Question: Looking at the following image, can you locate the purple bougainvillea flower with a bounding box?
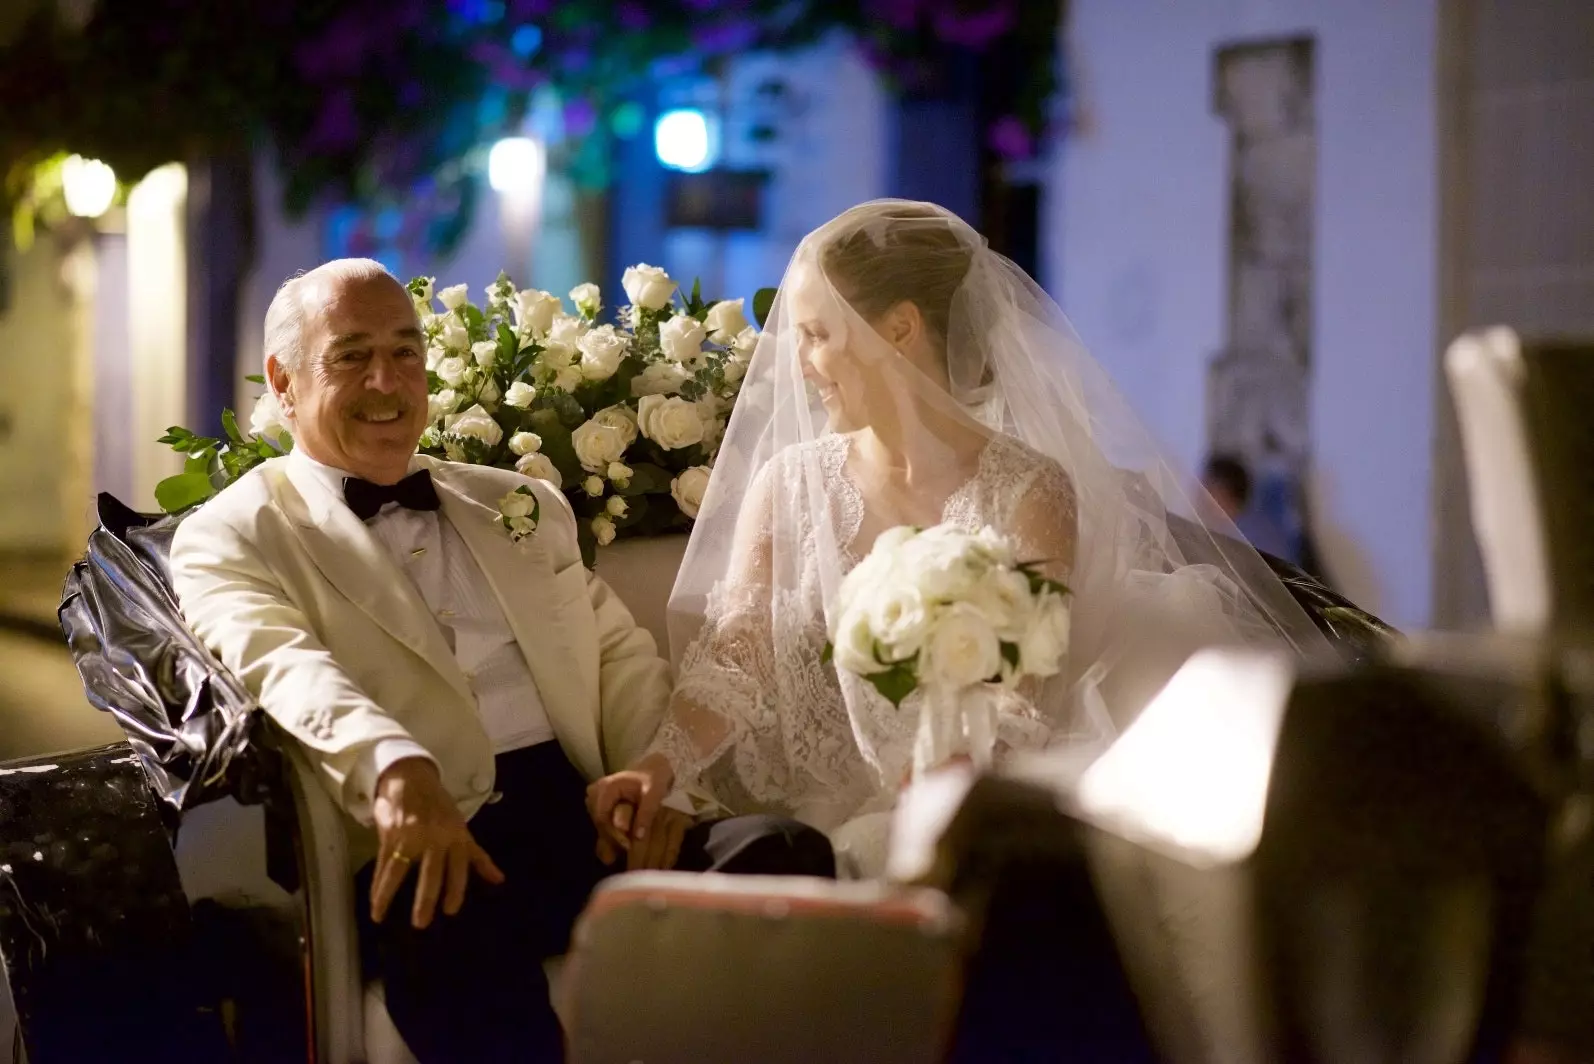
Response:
[932,1,1017,49]
[987,114,1034,160]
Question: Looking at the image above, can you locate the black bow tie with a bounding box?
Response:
[343,470,442,521]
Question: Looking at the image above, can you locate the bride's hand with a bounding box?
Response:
[585,754,675,862]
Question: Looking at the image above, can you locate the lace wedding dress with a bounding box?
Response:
[649,431,1077,878]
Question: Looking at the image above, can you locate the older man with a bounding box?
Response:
[170,260,831,1062]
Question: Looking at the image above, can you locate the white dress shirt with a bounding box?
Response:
[291,450,554,807]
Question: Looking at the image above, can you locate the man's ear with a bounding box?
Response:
[266,354,294,416]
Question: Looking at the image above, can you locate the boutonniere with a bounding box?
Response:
[497,486,540,544]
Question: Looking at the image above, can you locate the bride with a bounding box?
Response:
[588,200,1329,877]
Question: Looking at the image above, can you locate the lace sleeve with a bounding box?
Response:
[645,463,778,814]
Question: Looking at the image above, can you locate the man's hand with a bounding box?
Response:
[625,807,693,870]
[369,757,505,929]
[585,754,675,864]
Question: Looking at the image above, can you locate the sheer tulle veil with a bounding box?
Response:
[662,199,1328,811]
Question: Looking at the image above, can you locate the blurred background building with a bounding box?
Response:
[0,0,1590,766]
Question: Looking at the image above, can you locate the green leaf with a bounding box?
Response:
[496,322,518,365]
[865,664,919,709]
[244,374,265,385]
[462,303,486,336]
[821,643,834,665]
[184,452,213,475]
[155,472,217,513]
[752,287,777,328]
[1001,642,1020,670]
[221,407,243,444]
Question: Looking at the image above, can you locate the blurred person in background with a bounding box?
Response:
[1202,453,1299,565]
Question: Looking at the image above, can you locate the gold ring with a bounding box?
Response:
[391,852,413,865]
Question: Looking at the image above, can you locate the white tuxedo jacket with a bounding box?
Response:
[169,453,670,865]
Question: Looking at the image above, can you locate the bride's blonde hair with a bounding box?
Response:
[818,202,975,347]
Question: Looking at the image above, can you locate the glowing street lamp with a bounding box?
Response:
[61,154,117,218]
[654,108,717,173]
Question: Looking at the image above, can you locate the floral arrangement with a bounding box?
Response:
[826,524,1072,706]
[157,264,767,565]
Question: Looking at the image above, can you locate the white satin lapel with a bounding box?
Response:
[431,468,602,770]
[272,460,474,705]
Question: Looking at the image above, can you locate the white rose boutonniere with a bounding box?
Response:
[669,465,712,518]
[578,325,629,381]
[515,452,562,487]
[637,394,706,450]
[621,263,677,311]
[658,314,708,364]
[591,513,618,547]
[498,486,540,544]
[571,417,629,472]
[704,298,750,344]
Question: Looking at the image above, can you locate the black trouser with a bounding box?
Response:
[354,741,835,1063]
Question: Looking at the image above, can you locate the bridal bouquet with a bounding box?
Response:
[825,523,1072,772]
[158,265,768,563]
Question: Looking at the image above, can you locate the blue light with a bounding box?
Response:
[654,108,717,172]
[510,24,542,57]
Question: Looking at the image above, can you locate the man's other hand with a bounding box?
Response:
[370,756,505,929]
[585,754,674,864]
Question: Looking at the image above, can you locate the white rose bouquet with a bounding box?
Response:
[157,265,773,566]
[825,523,1072,773]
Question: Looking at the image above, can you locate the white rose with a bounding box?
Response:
[425,344,446,371]
[508,431,542,456]
[513,289,561,338]
[966,569,1033,643]
[249,391,291,445]
[477,376,501,409]
[507,515,537,539]
[607,461,633,485]
[471,340,498,370]
[920,604,1003,689]
[605,495,628,517]
[439,320,470,353]
[1017,594,1071,679]
[434,356,468,387]
[583,475,604,497]
[631,361,689,397]
[591,404,639,447]
[570,282,601,317]
[591,514,617,547]
[547,315,588,347]
[832,606,887,676]
[571,418,629,472]
[636,394,706,450]
[621,263,677,311]
[866,585,934,663]
[446,404,503,448]
[427,388,458,425]
[658,314,709,364]
[503,381,536,408]
[578,325,629,381]
[555,366,585,393]
[515,452,561,487]
[669,464,712,519]
[731,326,760,358]
[498,489,537,520]
[704,298,750,344]
[539,341,576,371]
[438,284,469,311]
[722,359,747,385]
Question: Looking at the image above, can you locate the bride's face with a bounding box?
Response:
[788,267,874,428]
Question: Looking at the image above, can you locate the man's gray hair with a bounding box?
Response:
[263,257,404,374]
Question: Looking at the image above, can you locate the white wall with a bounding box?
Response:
[0,240,73,552]
[1051,0,1438,628]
